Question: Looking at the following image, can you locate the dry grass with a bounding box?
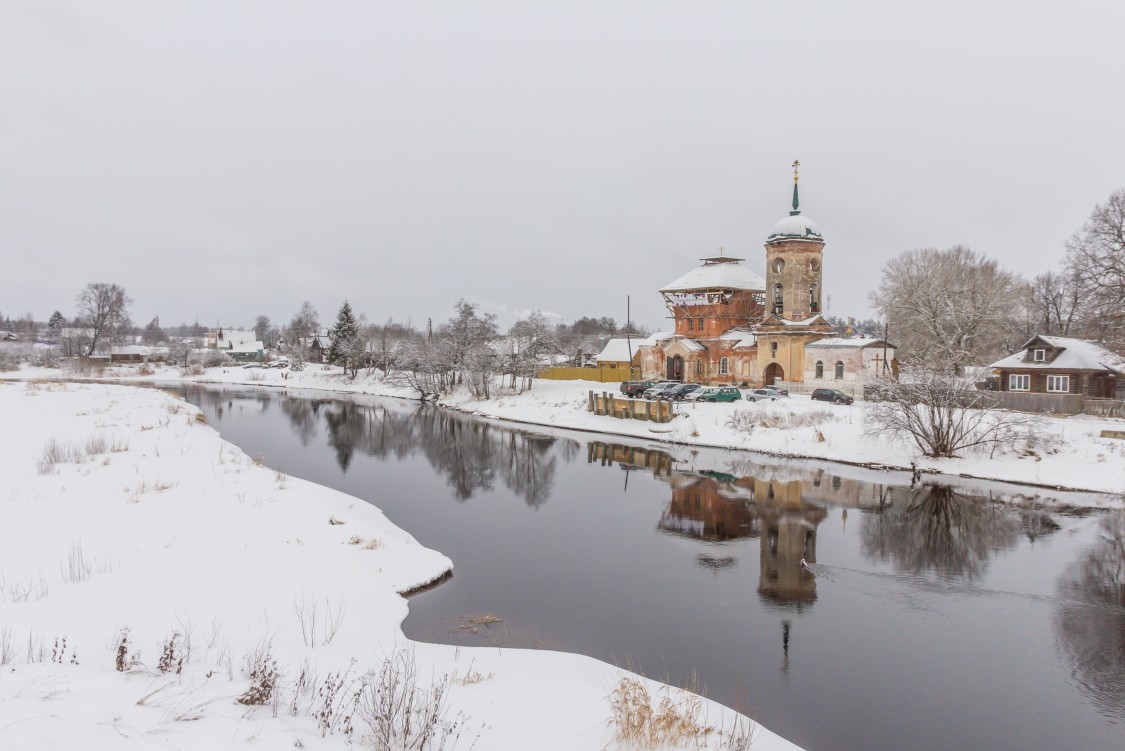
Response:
[607,676,756,751]
[61,539,92,584]
[456,613,503,634]
[726,407,838,434]
[344,535,382,550]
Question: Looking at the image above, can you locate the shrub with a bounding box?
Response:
[0,349,19,372]
[237,640,279,706]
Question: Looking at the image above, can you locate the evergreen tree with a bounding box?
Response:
[327,300,360,368]
[47,310,66,339]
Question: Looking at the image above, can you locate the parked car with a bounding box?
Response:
[695,386,742,403]
[664,383,702,401]
[811,388,854,405]
[620,380,656,398]
[760,385,789,397]
[745,388,781,402]
[641,381,681,399]
[241,362,264,369]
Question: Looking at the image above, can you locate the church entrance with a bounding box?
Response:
[667,355,684,381]
[763,362,784,386]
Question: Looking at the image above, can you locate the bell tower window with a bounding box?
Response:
[810,283,818,312]
[773,284,783,315]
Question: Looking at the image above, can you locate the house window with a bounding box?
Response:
[1034,349,1045,362]
[695,360,702,376]
[719,357,729,375]
[1009,374,1030,391]
[1047,375,1070,393]
[815,360,824,379]
[835,361,844,379]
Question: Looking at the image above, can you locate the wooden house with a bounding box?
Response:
[989,335,1125,399]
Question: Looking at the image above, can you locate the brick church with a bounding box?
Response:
[635,164,880,387]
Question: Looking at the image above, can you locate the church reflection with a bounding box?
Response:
[590,441,827,608]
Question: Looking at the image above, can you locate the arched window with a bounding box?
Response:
[719,357,729,375]
[773,258,785,273]
[695,360,703,376]
[773,283,783,314]
[835,361,845,379]
[815,361,824,379]
[809,283,818,312]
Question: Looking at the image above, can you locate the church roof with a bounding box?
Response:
[661,261,765,293]
[766,213,823,243]
[807,336,892,349]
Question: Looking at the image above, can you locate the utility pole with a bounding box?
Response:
[626,295,635,380]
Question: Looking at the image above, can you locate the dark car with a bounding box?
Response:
[811,388,854,405]
[620,380,656,398]
[664,383,702,401]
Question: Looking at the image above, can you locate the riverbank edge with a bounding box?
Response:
[5,369,1123,501]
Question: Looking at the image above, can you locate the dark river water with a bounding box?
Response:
[175,384,1125,751]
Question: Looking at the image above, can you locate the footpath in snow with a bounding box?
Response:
[0,380,795,751]
[14,362,1124,499]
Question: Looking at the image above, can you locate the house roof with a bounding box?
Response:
[990,336,1125,373]
[661,261,766,293]
[639,331,674,346]
[230,341,264,354]
[665,336,706,352]
[595,338,639,363]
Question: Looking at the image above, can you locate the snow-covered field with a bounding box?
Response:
[12,361,1124,499]
[0,380,796,750]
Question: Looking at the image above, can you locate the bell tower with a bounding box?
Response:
[764,161,826,320]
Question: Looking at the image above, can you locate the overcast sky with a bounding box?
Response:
[2,1,1123,332]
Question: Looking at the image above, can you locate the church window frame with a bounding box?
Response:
[835,361,845,379]
[719,357,729,375]
[815,360,824,379]
[695,360,703,377]
[687,318,694,331]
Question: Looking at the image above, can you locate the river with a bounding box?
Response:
[176,384,1125,751]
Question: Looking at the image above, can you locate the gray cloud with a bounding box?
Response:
[2,1,1123,331]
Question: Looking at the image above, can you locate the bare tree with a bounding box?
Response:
[254,315,272,347]
[1024,271,1081,337]
[75,283,131,357]
[870,246,1024,367]
[865,362,1040,458]
[287,301,319,344]
[368,318,416,377]
[1065,188,1125,352]
[507,311,559,391]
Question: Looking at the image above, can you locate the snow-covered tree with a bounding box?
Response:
[507,311,558,391]
[46,311,66,340]
[254,315,272,347]
[287,301,319,345]
[1065,188,1125,352]
[75,283,132,357]
[327,300,362,377]
[142,316,164,345]
[870,246,1023,367]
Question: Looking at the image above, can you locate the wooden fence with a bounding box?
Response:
[539,366,632,383]
[588,391,675,423]
[1083,398,1125,419]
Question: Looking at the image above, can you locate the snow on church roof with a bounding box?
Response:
[660,262,766,293]
[766,214,822,242]
[807,336,891,348]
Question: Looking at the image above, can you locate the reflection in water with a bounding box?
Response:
[1055,510,1125,721]
[860,485,1032,580]
[197,388,566,508]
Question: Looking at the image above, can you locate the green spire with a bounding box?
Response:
[790,159,801,215]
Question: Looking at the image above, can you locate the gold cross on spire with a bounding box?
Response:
[792,159,800,183]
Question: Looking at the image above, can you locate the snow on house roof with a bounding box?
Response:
[807,336,891,348]
[669,337,706,352]
[110,345,166,355]
[990,336,1125,373]
[229,341,264,354]
[596,338,639,363]
[661,262,765,293]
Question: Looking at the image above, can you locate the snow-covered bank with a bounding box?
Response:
[0,381,797,750]
[10,362,1125,499]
